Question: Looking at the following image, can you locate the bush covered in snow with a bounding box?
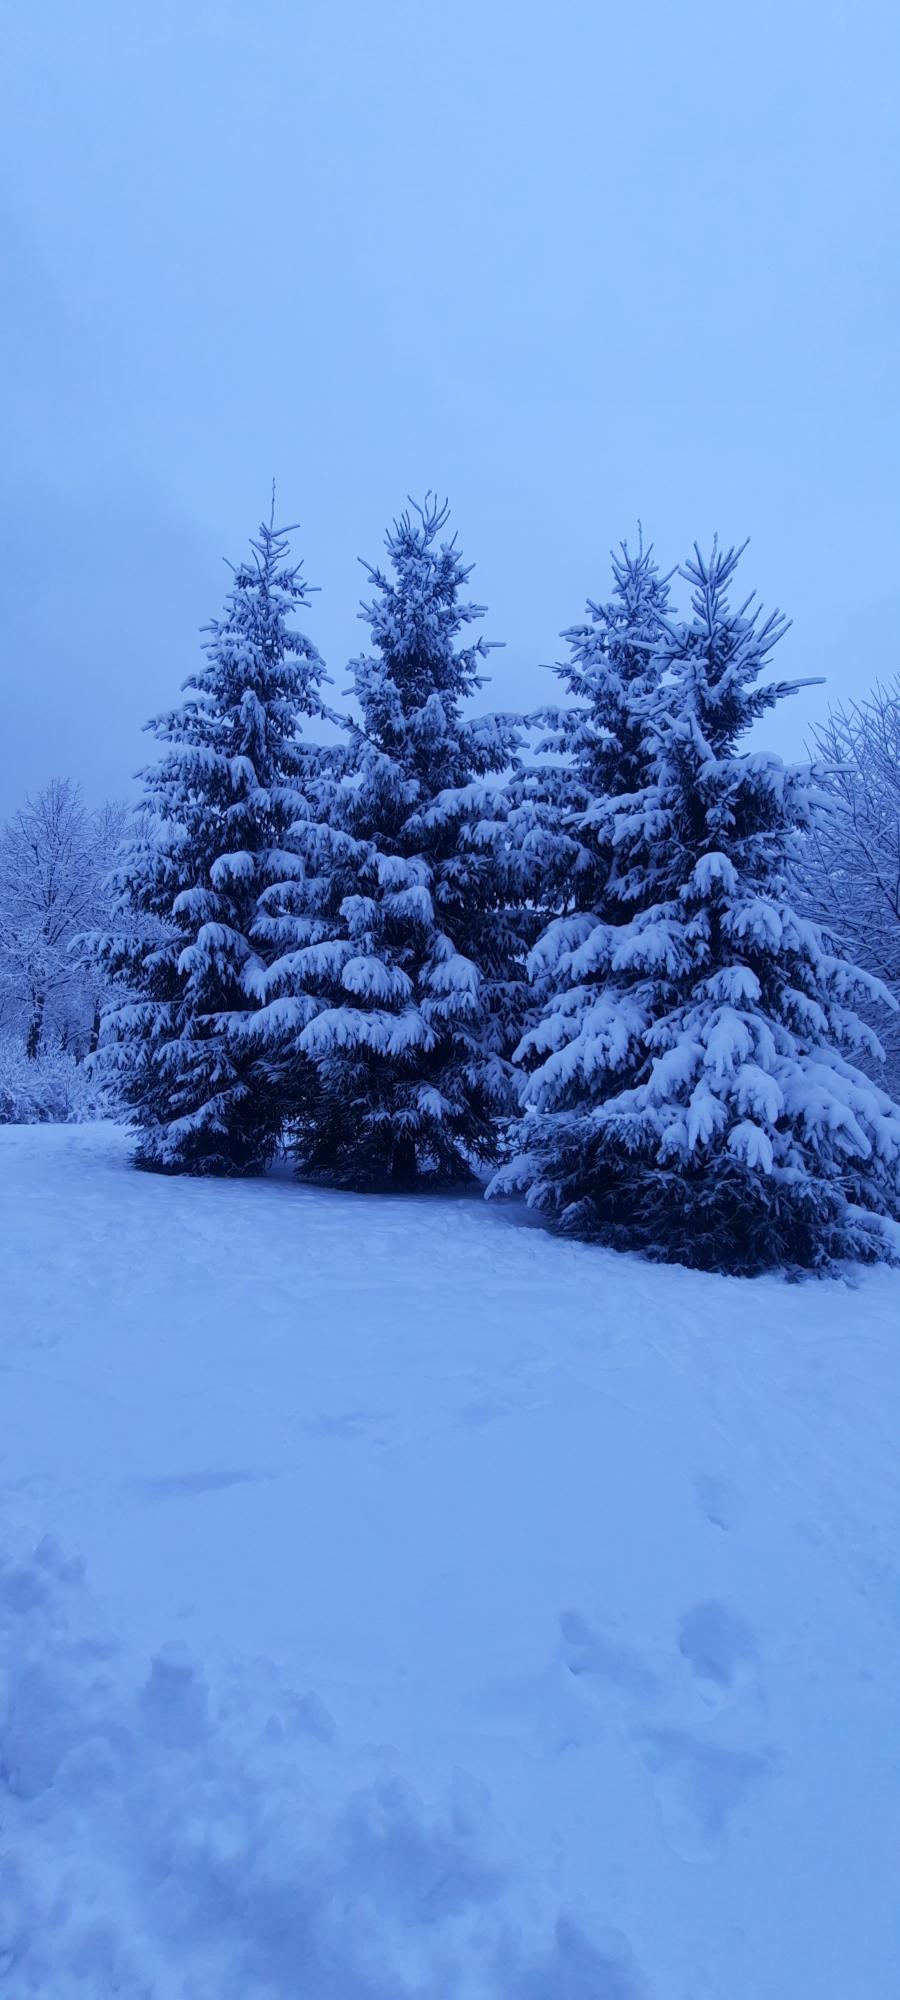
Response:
[0,1034,110,1125]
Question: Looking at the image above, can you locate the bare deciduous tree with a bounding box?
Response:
[0,779,129,1058]
[802,676,900,1087]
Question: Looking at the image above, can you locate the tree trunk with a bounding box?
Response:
[26,998,44,1060]
[391,1132,417,1189]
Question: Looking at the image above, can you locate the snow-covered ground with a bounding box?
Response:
[2,1123,899,1998]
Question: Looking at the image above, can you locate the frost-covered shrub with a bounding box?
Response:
[0,1036,109,1125]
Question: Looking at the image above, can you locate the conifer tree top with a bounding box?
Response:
[352,495,499,744]
[140,506,332,824]
[560,532,672,694]
[658,540,812,754]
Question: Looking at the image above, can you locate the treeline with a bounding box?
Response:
[6,498,900,1273]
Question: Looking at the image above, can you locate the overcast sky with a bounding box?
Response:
[2,0,898,812]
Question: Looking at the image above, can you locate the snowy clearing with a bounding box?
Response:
[2,1123,899,1997]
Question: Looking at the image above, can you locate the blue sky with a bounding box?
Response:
[2,0,898,809]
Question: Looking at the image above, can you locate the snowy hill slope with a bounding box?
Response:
[1,1123,899,1997]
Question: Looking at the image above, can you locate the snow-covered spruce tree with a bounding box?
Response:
[94,512,334,1174]
[500,535,672,1024]
[261,496,529,1189]
[494,542,900,1273]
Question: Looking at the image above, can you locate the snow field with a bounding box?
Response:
[2,1123,899,1996]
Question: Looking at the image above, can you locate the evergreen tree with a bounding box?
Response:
[94,510,333,1174]
[262,496,528,1189]
[501,535,672,1041]
[495,542,900,1273]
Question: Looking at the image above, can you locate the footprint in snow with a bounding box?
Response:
[635,1725,773,1865]
[677,1600,759,1709]
[558,1599,774,1862]
[535,1610,659,1756]
[301,1412,378,1441]
[559,1609,659,1704]
[456,1393,515,1431]
[128,1468,261,1503]
[638,1601,773,1861]
[693,1471,743,1533]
